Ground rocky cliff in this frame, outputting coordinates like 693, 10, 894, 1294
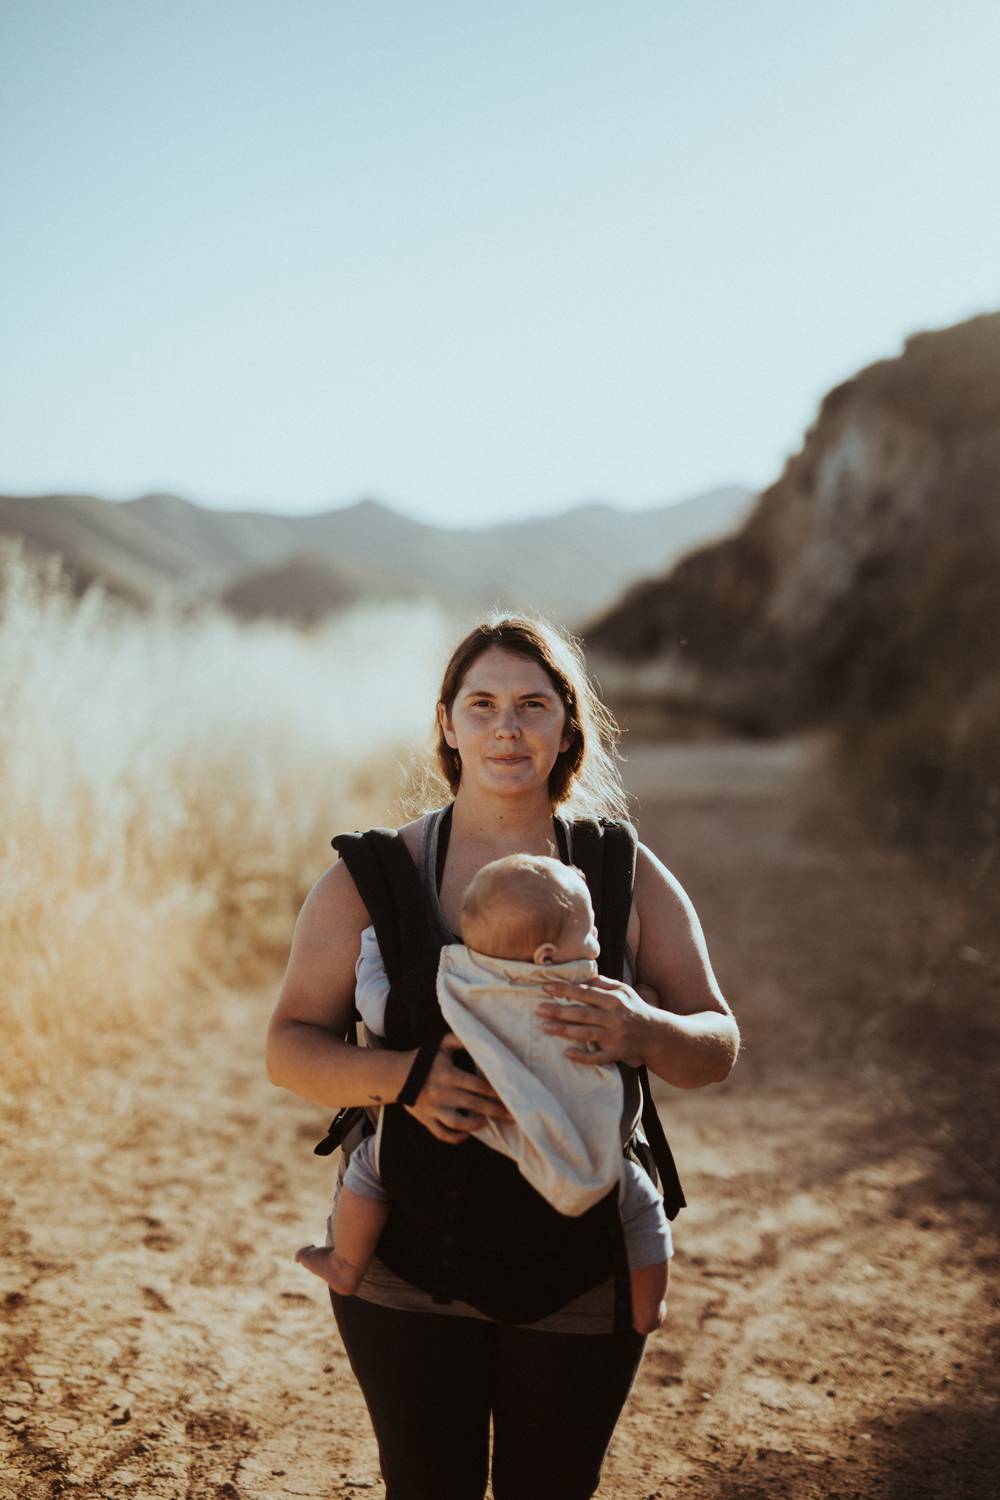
589, 313, 1000, 731
588, 313, 1000, 839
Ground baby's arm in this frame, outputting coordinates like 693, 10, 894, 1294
354, 924, 391, 1042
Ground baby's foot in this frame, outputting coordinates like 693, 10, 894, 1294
295, 1245, 364, 1295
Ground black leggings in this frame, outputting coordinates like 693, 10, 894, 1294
331, 1292, 645, 1500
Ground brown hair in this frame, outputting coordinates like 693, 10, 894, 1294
434, 614, 628, 818
459, 854, 590, 961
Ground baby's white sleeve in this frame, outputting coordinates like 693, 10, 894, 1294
354, 925, 390, 1039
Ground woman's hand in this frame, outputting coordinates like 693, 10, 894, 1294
404, 1034, 513, 1144
537, 977, 657, 1068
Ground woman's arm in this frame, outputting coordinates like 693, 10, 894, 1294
538, 843, 739, 1089
266, 862, 413, 1108
629, 842, 739, 1086
266, 861, 511, 1139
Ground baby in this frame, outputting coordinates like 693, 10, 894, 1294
296, 854, 672, 1334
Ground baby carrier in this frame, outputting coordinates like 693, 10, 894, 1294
313, 807, 685, 1330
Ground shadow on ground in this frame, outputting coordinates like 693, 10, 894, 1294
682, 1356, 1000, 1500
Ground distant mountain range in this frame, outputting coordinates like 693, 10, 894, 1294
0, 485, 753, 628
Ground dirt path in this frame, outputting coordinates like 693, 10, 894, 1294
3, 739, 999, 1499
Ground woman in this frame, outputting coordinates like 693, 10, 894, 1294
266, 616, 739, 1500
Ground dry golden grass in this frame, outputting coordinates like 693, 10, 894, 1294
0, 547, 451, 1094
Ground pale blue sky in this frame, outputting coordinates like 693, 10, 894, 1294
2, 0, 998, 525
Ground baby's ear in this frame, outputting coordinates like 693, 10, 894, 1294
533, 942, 557, 966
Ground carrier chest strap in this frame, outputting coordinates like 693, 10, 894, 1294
396, 1039, 441, 1106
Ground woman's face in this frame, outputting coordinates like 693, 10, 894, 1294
439, 645, 571, 800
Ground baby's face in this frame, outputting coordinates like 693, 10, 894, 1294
547, 888, 600, 964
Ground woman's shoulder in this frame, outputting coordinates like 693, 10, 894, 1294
329, 810, 440, 877
300, 858, 370, 933
634, 840, 689, 905
299, 815, 431, 940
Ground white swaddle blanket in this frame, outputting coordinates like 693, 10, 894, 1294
436, 943, 625, 1217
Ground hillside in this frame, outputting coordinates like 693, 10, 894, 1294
0, 486, 752, 626
0, 493, 186, 604
219, 551, 418, 625
588, 311, 1000, 837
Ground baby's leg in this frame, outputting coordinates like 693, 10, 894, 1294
629, 1259, 669, 1335
620, 1159, 672, 1334
296, 1186, 390, 1295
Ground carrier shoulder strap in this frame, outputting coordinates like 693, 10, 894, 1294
313, 827, 441, 1158
571, 816, 686, 1221
330, 828, 439, 989
635, 1069, 686, 1219
567, 817, 637, 985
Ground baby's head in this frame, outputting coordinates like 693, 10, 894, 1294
459, 854, 600, 967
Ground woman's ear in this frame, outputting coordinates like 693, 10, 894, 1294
437, 701, 458, 750
533, 942, 557, 965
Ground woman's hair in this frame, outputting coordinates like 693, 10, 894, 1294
433, 614, 629, 821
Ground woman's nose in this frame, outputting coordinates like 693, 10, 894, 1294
495, 710, 521, 737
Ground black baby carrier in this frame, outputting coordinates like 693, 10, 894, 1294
313, 808, 685, 1330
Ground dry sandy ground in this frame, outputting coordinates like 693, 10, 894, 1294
3, 738, 999, 1499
